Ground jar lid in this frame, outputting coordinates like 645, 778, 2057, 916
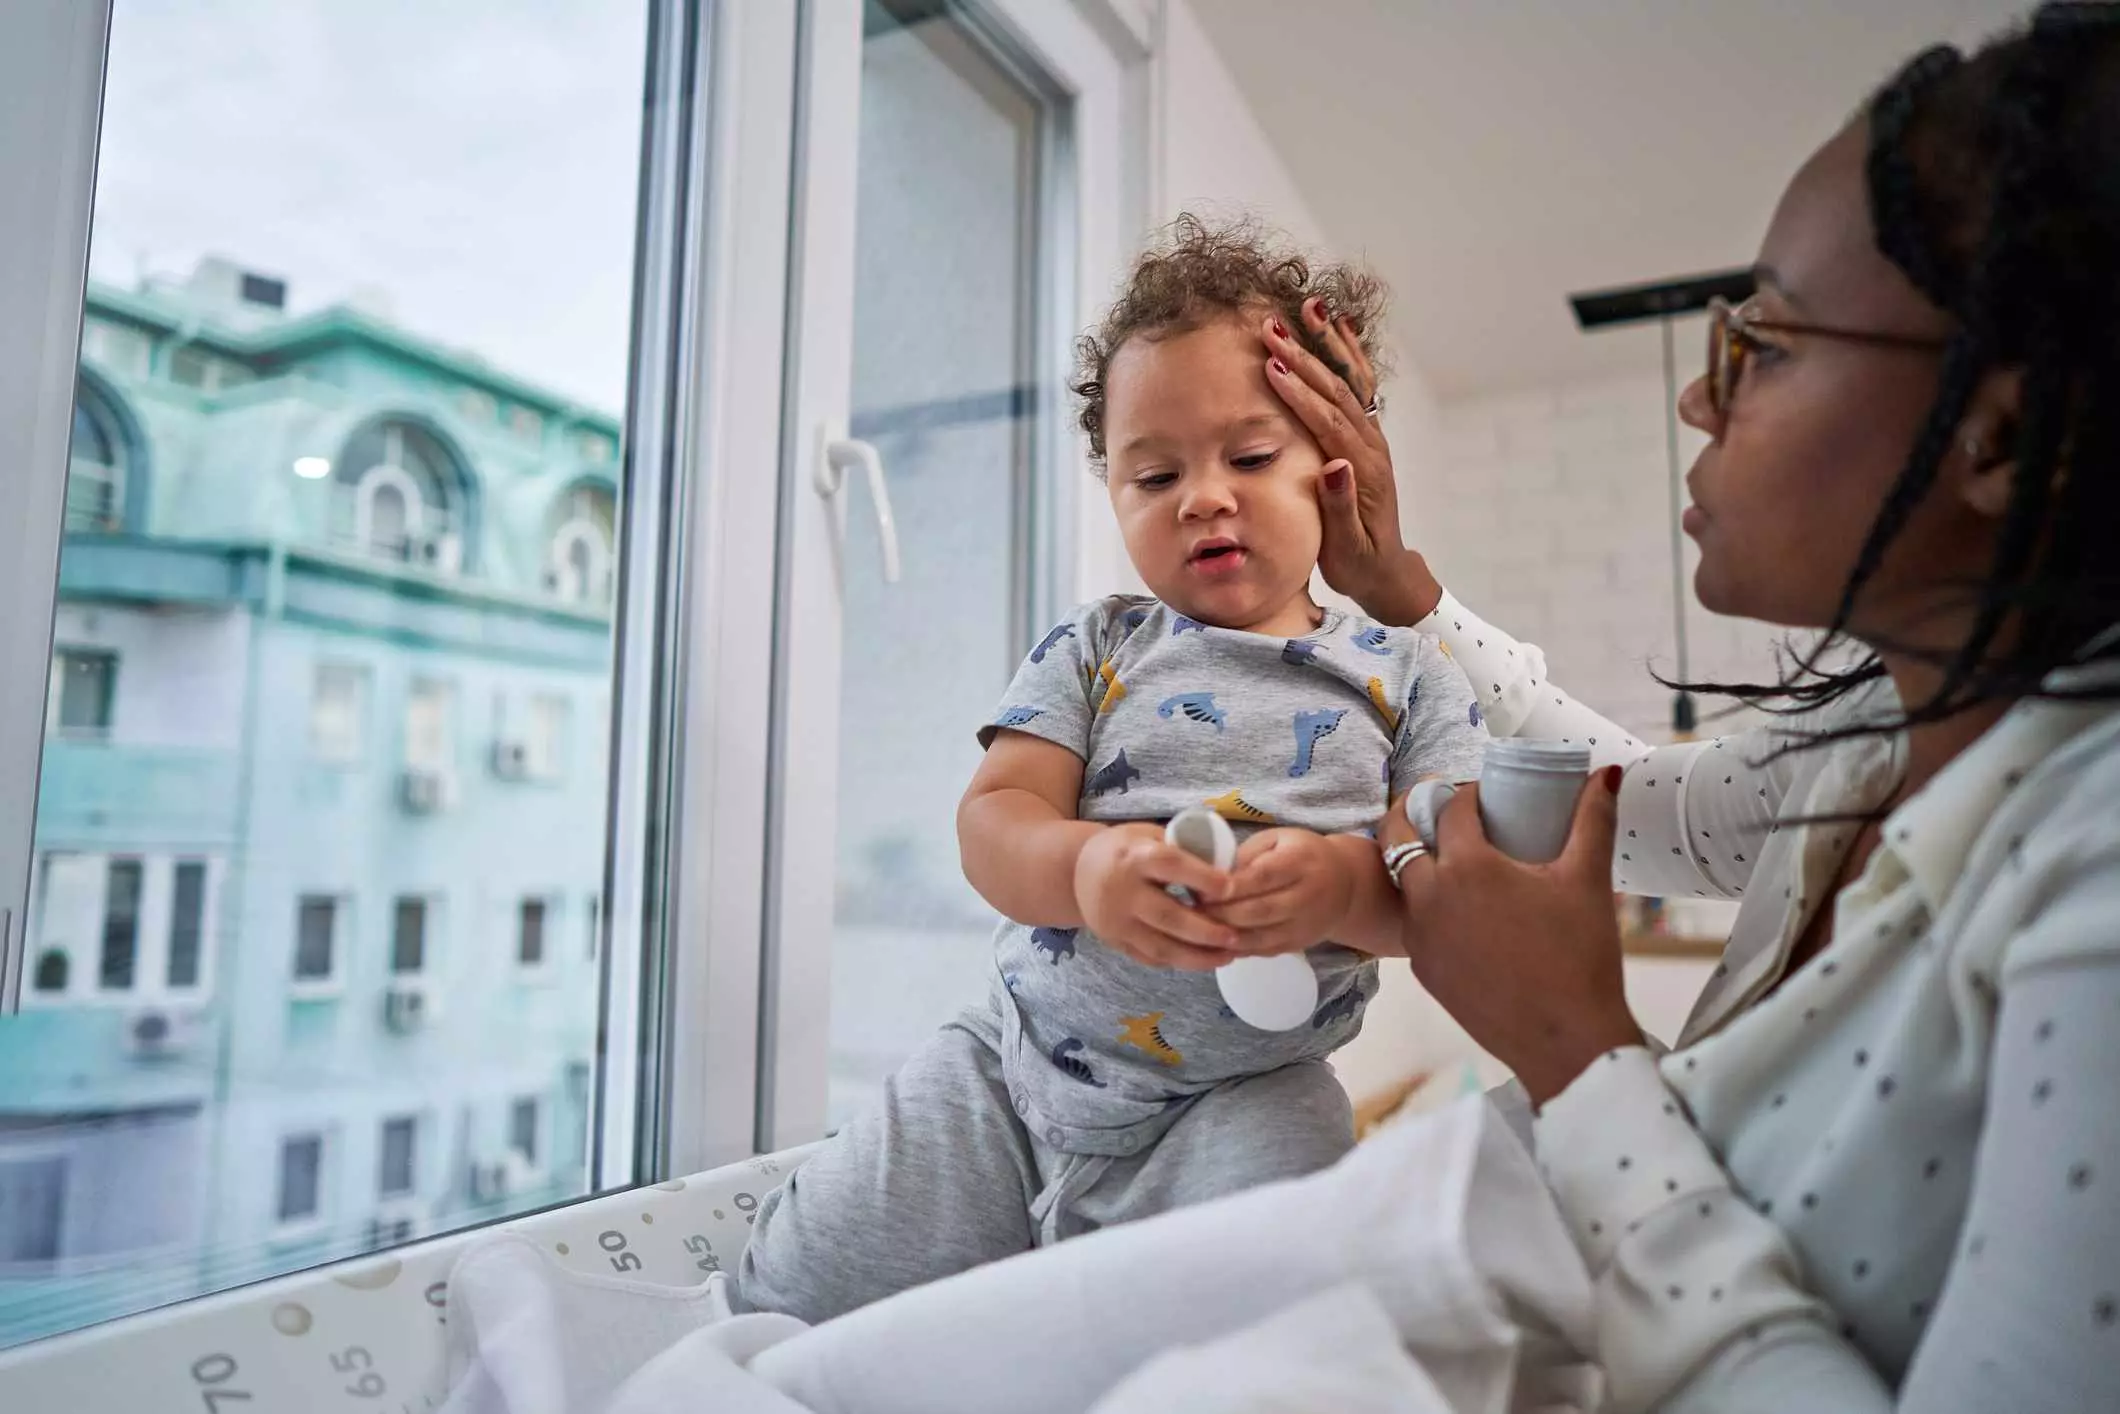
1483, 739, 1592, 775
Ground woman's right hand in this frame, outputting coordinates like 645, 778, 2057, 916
1072, 823, 1241, 972
1260, 304, 1444, 628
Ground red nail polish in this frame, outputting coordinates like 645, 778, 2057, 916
1323, 466, 1349, 492
1308, 298, 1328, 323
1604, 764, 1624, 794
1270, 357, 1290, 376
1271, 318, 1289, 340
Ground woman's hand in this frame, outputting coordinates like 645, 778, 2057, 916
1260, 301, 1443, 627
1204, 828, 1356, 955
1382, 770, 1645, 1105
1073, 823, 1242, 971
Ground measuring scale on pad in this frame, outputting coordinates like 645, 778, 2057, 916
1164, 807, 1318, 1032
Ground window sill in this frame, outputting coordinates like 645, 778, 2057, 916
287, 980, 344, 1003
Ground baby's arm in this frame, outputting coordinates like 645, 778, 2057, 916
957, 730, 1099, 926
959, 731, 1240, 970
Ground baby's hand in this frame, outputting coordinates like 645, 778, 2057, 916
1073, 823, 1241, 971
1205, 828, 1356, 955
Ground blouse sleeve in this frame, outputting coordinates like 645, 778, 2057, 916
1412, 587, 1788, 898
1540, 852, 2120, 1413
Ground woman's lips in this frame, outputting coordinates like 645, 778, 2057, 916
1681, 504, 1707, 537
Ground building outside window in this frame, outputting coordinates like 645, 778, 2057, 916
405, 679, 456, 774
390, 897, 427, 976
167, 860, 206, 989
98, 859, 143, 992
310, 663, 369, 764
48, 648, 116, 736
508, 1097, 539, 1168
66, 397, 127, 532
516, 898, 547, 969
292, 896, 340, 986
525, 694, 569, 780
276, 1134, 324, 1226
377, 1117, 417, 1200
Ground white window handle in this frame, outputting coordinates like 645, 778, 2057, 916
815, 425, 902, 584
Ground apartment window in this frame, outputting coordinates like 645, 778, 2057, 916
49, 648, 116, 736
508, 405, 544, 443
377, 1117, 417, 1199
577, 430, 614, 465
276, 1134, 324, 1225
0, 1157, 68, 1265
67, 394, 128, 532
546, 484, 616, 605
457, 388, 498, 424
98, 858, 143, 991
167, 860, 207, 988
508, 1098, 540, 1166
293, 896, 340, 984
32, 950, 69, 994
517, 899, 547, 968
311, 663, 370, 764
80, 317, 154, 378
405, 679, 456, 773
390, 897, 427, 975
526, 694, 569, 780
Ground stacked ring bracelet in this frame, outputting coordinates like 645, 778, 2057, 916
1382, 839, 1430, 889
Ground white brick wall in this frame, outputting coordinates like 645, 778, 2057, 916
1406, 344, 1786, 748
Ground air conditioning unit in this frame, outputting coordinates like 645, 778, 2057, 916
399, 768, 457, 814
382, 979, 433, 1034
414, 532, 464, 574
502, 1151, 540, 1195
467, 1159, 509, 1204
490, 739, 533, 780
123, 1005, 204, 1060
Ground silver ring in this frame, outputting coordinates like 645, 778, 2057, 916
1364, 398, 1382, 421
1382, 839, 1430, 890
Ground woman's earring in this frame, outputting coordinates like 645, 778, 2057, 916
1964, 436, 1985, 464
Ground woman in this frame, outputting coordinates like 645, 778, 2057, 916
1261, 8, 2120, 1410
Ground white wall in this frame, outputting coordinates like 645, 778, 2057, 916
49, 603, 249, 750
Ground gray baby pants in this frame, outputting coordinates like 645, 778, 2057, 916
732, 1005, 1354, 1325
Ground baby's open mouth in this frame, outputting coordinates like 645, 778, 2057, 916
1188, 539, 1244, 564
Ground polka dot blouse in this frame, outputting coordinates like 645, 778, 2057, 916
1417, 588, 2120, 1413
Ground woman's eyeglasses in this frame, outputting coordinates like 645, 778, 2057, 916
1705, 295, 1951, 416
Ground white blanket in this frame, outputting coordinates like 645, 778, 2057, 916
439, 1096, 1603, 1414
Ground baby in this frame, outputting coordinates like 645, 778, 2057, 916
737, 217, 1488, 1324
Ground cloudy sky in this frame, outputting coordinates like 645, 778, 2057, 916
88, 0, 651, 412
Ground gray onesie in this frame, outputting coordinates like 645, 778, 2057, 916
736, 595, 1487, 1324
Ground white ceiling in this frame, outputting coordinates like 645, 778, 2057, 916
1188, 0, 2032, 396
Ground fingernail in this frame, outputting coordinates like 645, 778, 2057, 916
1347, 317, 1364, 335
1270, 317, 1289, 340
1308, 298, 1328, 324
1270, 357, 1291, 376
1323, 465, 1350, 493
1604, 764, 1623, 794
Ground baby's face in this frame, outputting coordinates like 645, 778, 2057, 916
1102, 312, 1327, 634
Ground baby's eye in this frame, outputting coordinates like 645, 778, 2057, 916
1231, 450, 1279, 471
1133, 469, 1179, 490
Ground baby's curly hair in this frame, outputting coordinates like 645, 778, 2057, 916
1071, 213, 1389, 467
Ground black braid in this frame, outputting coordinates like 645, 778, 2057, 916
1671, 6, 2120, 757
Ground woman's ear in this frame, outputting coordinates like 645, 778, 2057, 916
1951, 368, 2024, 521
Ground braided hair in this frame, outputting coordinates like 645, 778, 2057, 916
1681, 3, 2120, 742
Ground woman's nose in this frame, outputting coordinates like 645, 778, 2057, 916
1677, 373, 1720, 438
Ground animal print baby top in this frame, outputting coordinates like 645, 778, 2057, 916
977, 594, 1488, 1156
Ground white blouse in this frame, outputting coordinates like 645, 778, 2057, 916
1413, 590, 2120, 1413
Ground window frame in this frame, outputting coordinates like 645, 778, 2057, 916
272, 1130, 329, 1235
290, 893, 346, 997
377, 1115, 420, 1201
47, 646, 117, 739
309, 661, 372, 766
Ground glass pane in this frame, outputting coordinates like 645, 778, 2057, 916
827, 3, 1047, 1126
2, 0, 651, 1348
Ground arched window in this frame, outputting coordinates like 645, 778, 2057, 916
546, 484, 616, 604
68, 390, 127, 533
336, 421, 464, 568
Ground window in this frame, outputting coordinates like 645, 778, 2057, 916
310, 663, 370, 764
525, 694, 569, 780
516, 899, 547, 968
546, 484, 616, 605
377, 1117, 417, 1199
5, 0, 677, 1353
80, 318, 153, 378
333, 420, 466, 565
167, 861, 206, 989
508, 1098, 540, 1167
405, 679, 456, 773
98, 859, 143, 992
67, 394, 128, 532
576, 430, 614, 465
32, 950, 69, 993
49, 648, 116, 736
390, 897, 427, 975
293, 896, 339, 984
586, 892, 601, 961
0, 1158, 68, 1265
276, 1134, 324, 1226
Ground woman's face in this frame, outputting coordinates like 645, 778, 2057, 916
1677, 122, 1997, 643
